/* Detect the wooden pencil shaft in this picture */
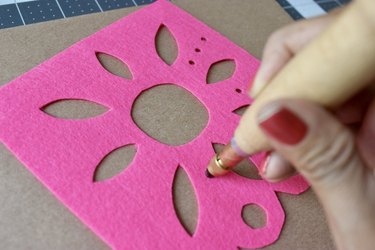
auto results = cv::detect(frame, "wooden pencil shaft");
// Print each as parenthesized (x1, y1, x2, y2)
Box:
(234, 3, 375, 155)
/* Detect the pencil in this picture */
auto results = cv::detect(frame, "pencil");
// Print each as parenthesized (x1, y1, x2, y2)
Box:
(206, 1, 375, 177)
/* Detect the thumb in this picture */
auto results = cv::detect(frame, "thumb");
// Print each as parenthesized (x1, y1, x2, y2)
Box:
(256, 99, 366, 199)
(256, 99, 375, 249)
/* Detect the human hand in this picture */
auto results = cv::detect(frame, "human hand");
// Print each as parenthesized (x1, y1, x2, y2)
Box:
(252, 6, 375, 250)
(250, 9, 341, 98)
(257, 97, 375, 250)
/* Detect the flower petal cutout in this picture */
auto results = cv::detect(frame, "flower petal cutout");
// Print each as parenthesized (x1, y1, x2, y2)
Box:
(206, 59, 236, 84)
(233, 104, 250, 116)
(93, 144, 137, 182)
(155, 24, 178, 65)
(172, 166, 198, 236)
(41, 99, 109, 119)
(96, 52, 133, 79)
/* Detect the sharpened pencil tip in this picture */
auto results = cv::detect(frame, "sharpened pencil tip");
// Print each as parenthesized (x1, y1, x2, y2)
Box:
(205, 169, 214, 178)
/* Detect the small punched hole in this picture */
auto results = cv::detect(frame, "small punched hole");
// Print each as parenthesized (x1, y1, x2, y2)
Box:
(189, 60, 195, 65)
(195, 48, 201, 53)
(201, 37, 207, 41)
(236, 88, 242, 93)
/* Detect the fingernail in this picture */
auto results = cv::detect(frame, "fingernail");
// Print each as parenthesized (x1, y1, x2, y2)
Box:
(260, 152, 271, 176)
(260, 152, 281, 180)
(263, 156, 278, 180)
(258, 106, 307, 145)
(261, 153, 285, 180)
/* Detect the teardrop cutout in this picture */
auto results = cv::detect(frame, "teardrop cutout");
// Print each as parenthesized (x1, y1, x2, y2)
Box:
(93, 144, 137, 182)
(41, 99, 109, 119)
(242, 204, 266, 229)
(172, 166, 198, 236)
(96, 52, 133, 79)
(211, 143, 261, 179)
(155, 24, 178, 65)
(232, 105, 249, 116)
(206, 59, 235, 84)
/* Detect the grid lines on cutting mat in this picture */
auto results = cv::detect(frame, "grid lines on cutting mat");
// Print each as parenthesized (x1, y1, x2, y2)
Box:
(276, 0, 350, 20)
(0, 0, 349, 30)
(0, 0, 155, 29)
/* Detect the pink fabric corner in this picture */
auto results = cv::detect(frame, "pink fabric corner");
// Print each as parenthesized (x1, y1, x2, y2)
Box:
(0, 1, 309, 249)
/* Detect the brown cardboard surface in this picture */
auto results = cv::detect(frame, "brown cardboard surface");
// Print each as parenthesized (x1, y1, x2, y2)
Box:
(0, 0, 335, 249)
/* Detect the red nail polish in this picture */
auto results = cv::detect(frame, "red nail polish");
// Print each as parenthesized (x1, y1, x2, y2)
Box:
(259, 107, 307, 145)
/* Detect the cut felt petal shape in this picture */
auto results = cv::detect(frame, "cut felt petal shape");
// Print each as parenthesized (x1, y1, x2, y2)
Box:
(155, 24, 178, 65)
(96, 52, 133, 79)
(206, 59, 235, 84)
(242, 204, 266, 229)
(93, 144, 137, 182)
(41, 99, 109, 119)
(211, 143, 261, 179)
(172, 166, 198, 236)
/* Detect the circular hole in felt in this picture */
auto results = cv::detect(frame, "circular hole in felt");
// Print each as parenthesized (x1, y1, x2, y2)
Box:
(241, 204, 267, 229)
(131, 84, 208, 146)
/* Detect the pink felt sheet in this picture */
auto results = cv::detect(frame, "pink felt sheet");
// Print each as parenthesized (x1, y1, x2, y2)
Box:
(0, 1, 309, 249)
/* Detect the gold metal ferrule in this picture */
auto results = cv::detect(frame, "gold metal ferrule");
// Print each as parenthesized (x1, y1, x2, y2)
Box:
(214, 153, 230, 171)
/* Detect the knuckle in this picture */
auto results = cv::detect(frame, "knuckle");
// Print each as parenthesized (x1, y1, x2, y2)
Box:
(264, 30, 292, 59)
(267, 30, 287, 46)
(297, 127, 358, 184)
(267, 24, 298, 45)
